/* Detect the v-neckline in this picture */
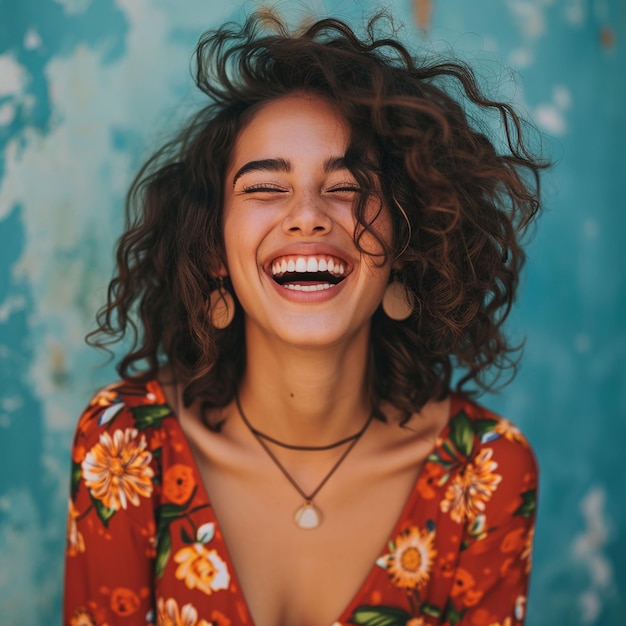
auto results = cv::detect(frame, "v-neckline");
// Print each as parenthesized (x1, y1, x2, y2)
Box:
(152, 379, 456, 626)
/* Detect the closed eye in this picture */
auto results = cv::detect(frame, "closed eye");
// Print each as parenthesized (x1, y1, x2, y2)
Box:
(242, 184, 288, 193)
(328, 185, 361, 194)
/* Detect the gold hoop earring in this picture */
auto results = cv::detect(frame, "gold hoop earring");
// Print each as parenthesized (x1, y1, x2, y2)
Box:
(382, 275, 415, 321)
(208, 277, 235, 329)
(391, 193, 412, 262)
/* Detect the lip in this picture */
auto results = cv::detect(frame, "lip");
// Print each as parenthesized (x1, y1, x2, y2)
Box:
(262, 243, 355, 303)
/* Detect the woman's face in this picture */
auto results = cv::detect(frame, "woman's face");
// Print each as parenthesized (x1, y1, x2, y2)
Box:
(221, 93, 392, 349)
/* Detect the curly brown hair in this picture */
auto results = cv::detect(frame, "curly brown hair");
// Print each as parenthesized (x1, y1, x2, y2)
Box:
(89, 13, 546, 423)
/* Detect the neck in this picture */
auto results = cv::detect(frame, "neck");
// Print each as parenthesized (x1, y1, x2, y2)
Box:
(237, 323, 373, 447)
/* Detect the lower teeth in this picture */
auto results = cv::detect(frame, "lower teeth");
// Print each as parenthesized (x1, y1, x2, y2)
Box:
(283, 283, 334, 292)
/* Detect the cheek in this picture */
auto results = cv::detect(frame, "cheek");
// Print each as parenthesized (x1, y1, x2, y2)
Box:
(221, 208, 270, 283)
(356, 206, 393, 260)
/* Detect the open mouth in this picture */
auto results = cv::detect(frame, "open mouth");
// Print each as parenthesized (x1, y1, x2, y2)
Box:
(270, 255, 348, 292)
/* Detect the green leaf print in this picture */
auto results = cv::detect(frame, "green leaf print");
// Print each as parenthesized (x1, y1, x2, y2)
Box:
(181, 526, 195, 545)
(443, 600, 464, 625)
(472, 418, 498, 436)
(70, 460, 82, 501)
(426, 450, 455, 469)
(448, 411, 474, 458)
(131, 404, 172, 430)
(421, 602, 441, 617)
(156, 502, 189, 523)
(155, 527, 172, 579)
(90, 495, 115, 527)
(350, 605, 412, 625)
(514, 489, 537, 518)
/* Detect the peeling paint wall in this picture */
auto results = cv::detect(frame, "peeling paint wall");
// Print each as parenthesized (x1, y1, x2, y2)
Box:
(0, 1, 624, 624)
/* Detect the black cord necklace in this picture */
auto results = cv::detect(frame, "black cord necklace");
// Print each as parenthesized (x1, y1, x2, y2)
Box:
(243, 411, 372, 451)
(235, 394, 374, 529)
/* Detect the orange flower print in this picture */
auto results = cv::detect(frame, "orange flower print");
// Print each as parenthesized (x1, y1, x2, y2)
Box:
(72, 443, 87, 465)
(146, 379, 166, 403)
(82, 428, 154, 511)
(141, 520, 158, 558)
(109, 587, 140, 616)
(174, 544, 230, 596)
(208, 611, 231, 626)
(69, 608, 98, 626)
(450, 568, 483, 607)
(440, 448, 501, 523)
(416, 463, 446, 499)
(163, 464, 196, 505)
(77, 388, 121, 431)
(378, 526, 436, 590)
(156, 597, 211, 626)
(500, 528, 525, 554)
(494, 418, 526, 444)
(66, 500, 85, 556)
(436, 551, 457, 578)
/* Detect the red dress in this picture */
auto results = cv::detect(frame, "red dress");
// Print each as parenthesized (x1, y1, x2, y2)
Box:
(64, 379, 537, 626)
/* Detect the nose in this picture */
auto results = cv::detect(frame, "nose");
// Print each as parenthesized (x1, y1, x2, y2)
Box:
(282, 193, 333, 236)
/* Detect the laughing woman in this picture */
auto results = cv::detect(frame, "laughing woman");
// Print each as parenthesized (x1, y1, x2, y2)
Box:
(64, 13, 544, 626)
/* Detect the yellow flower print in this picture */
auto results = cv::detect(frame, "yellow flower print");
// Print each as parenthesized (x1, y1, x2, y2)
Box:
(69, 607, 98, 626)
(440, 448, 502, 523)
(521, 526, 534, 574)
(174, 543, 231, 596)
(156, 597, 213, 626)
(66, 500, 85, 556)
(494, 418, 526, 444)
(82, 428, 154, 511)
(378, 526, 436, 590)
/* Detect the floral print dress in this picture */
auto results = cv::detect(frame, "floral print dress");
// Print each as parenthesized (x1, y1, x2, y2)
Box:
(64, 379, 538, 626)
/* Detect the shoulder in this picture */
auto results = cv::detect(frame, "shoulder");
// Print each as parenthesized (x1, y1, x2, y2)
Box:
(416, 394, 539, 543)
(71, 378, 174, 464)
(447, 394, 538, 474)
(436, 394, 538, 509)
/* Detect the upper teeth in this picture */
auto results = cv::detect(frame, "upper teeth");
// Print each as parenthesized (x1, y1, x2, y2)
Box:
(271, 256, 346, 276)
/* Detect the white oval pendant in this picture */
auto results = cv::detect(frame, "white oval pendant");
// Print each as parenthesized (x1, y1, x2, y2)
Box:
(294, 502, 322, 529)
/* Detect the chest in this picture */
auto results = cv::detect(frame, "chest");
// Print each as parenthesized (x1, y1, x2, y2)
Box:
(194, 447, 426, 626)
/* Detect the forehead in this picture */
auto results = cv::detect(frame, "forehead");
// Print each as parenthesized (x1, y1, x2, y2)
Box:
(229, 94, 351, 164)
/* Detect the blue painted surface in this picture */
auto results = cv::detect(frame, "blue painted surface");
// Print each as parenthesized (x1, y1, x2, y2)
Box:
(0, 1, 624, 624)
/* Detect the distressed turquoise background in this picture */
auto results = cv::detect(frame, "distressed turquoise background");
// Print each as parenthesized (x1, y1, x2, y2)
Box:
(0, 0, 624, 624)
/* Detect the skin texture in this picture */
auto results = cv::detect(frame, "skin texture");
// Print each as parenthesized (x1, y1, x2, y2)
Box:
(167, 94, 451, 626)
(219, 93, 395, 445)
(222, 93, 392, 355)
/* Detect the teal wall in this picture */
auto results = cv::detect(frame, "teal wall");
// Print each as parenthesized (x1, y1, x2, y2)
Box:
(0, 1, 624, 624)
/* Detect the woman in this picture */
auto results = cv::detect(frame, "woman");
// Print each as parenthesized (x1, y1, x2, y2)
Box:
(64, 13, 543, 626)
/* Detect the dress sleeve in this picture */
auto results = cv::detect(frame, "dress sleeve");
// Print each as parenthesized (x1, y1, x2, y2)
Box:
(64, 386, 159, 626)
(443, 431, 538, 626)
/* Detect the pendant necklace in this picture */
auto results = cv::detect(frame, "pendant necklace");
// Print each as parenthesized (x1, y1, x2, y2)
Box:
(235, 393, 373, 530)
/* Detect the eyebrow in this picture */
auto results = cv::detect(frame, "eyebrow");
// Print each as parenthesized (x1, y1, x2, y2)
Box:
(232, 156, 349, 186)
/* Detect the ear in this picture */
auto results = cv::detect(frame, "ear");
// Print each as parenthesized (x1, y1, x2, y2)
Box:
(212, 265, 228, 278)
(209, 256, 229, 278)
